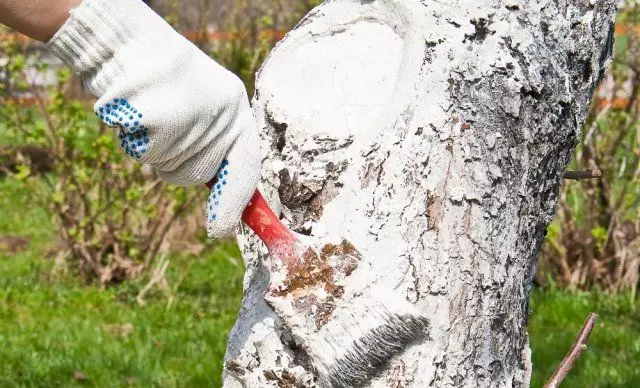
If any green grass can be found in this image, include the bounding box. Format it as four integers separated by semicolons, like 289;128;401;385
1;178;639;387
0;179;245;387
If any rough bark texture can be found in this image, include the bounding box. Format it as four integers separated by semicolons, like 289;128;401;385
223;0;618;386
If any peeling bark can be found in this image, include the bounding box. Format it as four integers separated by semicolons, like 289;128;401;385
223;0;618;386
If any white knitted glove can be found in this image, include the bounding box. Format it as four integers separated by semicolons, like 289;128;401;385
46;0;262;238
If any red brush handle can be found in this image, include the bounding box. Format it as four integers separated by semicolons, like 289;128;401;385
241;190;297;251
207;180;296;253
205;180;296;252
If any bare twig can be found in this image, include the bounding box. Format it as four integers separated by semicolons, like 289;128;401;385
563;169;602;180
136;252;171;307
544;313;598;388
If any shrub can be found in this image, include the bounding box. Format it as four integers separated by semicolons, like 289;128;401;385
539;7;640;292
0;34;202;286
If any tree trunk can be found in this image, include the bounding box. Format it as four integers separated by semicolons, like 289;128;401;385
223;0;618;386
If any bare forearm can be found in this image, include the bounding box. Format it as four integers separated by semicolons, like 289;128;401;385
0;0;81;41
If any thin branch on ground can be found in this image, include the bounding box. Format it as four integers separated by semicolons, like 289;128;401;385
544;313;598;388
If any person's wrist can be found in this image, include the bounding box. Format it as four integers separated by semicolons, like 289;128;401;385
46;0;185;96
0;0;81;42
43;0;82;41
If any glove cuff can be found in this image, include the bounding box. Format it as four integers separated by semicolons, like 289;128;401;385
46;0;185;96
206;127;263;238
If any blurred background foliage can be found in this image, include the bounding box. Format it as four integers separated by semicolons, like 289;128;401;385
538;5;640;294
0;0;638;387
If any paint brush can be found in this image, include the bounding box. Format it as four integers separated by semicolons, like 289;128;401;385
210;185;429;387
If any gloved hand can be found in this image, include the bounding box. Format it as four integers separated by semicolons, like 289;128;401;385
46;0;262;238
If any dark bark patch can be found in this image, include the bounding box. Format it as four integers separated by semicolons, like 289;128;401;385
567;53;593;87
278;170;315;209
266;114;288;153
520;85;542;100
263;369;307;388
423;39;443;65
489;360;504;381
303;135;354;158
339;242;359;276
464;18;495;43
226;360;246;377
451;374;465;386
491;313;508;333
446;19;462;28
314;301;338;330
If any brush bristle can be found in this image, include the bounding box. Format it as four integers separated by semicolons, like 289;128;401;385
305;296;429;388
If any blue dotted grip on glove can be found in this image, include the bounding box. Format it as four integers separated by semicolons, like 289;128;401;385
206;159;230;222
96;98;148;160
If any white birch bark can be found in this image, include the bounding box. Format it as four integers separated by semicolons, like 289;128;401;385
223;0;618;386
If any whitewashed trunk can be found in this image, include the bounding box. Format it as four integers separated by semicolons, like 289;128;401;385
223;0;618;386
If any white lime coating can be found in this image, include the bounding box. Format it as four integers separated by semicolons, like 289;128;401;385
259;20;404;139
224;0;618;387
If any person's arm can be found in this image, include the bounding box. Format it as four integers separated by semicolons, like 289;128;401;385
2;0;262;238
0;0;80;41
